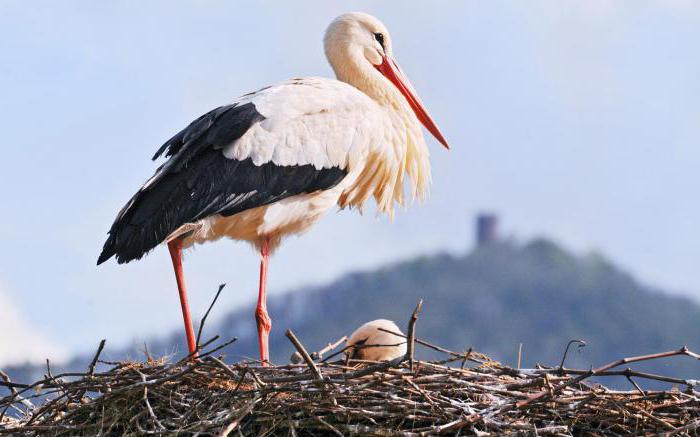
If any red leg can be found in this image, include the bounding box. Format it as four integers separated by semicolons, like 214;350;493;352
255;238;272;365
167;240;198;357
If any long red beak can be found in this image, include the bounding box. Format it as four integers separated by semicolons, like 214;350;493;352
375;55;450;149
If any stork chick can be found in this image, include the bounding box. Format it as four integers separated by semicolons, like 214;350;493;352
346;319;407;361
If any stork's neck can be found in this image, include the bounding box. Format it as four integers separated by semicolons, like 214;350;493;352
329;53;432;213
331;54;409;113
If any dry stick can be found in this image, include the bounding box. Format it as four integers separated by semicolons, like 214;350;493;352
0;380;28;390
334;355;407;380
143;343;153;362
517;346;700;408
316;416;343;436
319;344;355;363
137;371;164;431
230;367;249;396
460;348;474;370
292;335;349;364
311;335;348;360
285;330;323;382
401;376;436;406
45;359;54;381
669;418;700;436
557;339;586;373
219;396;260;437
193;336;232;359
625;374;646;395
377;328;477;363
27;364;73;426
0;369;33;421
0;367;111;393
176;335;221;365
206;356;238;380
66;339;107;406
544;367;697;387
29;364;70;425
88;339;107;375
405;299;423;372
628;402;675;430
247;367;266;388
285;329;340;407
196;284;226;349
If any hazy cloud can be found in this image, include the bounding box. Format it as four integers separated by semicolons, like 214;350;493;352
0;284;67;366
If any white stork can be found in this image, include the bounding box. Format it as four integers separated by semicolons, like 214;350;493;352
97;12;450;364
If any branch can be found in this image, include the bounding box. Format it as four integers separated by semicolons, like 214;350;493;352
518;346;700;408
196;284;226;349
405;299;423;372
87;339;107;375
285;330;323;382
557;339;586;372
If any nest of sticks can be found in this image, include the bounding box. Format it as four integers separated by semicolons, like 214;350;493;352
2;301;700;436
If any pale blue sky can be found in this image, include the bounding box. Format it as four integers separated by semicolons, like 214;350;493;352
1;1;698;363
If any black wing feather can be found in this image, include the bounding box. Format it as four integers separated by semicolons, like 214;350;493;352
98;102;347;265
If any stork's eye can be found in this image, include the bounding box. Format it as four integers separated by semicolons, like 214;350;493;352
374;32;385;50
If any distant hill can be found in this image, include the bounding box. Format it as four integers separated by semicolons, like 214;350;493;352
145;238;700;385
4;238;699;393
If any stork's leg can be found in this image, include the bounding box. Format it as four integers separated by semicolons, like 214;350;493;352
167;239;198;357
255;237;272;365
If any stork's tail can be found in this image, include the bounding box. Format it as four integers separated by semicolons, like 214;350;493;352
96;187;176;265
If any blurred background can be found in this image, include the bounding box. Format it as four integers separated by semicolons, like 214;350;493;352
1;1;698;386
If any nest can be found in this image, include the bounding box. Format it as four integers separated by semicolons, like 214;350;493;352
2;303;699;436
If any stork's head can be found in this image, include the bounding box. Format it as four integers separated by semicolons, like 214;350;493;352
325;12;450;149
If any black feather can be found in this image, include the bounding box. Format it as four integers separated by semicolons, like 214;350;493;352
98;103;347;265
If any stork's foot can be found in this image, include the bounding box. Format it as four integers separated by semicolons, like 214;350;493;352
255;305;272;365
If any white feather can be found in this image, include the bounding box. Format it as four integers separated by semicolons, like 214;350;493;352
224;77;391;171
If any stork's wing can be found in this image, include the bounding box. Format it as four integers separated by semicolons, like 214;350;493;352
97;78;381;264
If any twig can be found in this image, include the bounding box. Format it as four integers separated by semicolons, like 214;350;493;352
143;342;153;362
292;335;348;364
207;356;238;380
517;343;522;369
88;339;107;375
285;330;323;382
557;339;586;372
669;418;700;436
44;359;53;381
337;355;406;380
0;369;33;421
377;328;478;363
320;345;355;363
197;284;226;349
137;371;164;431
536;367;697;388
311;335;348;360
219;396;259;437
405;299;423;372
625;373;645;395
518;346;700;408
